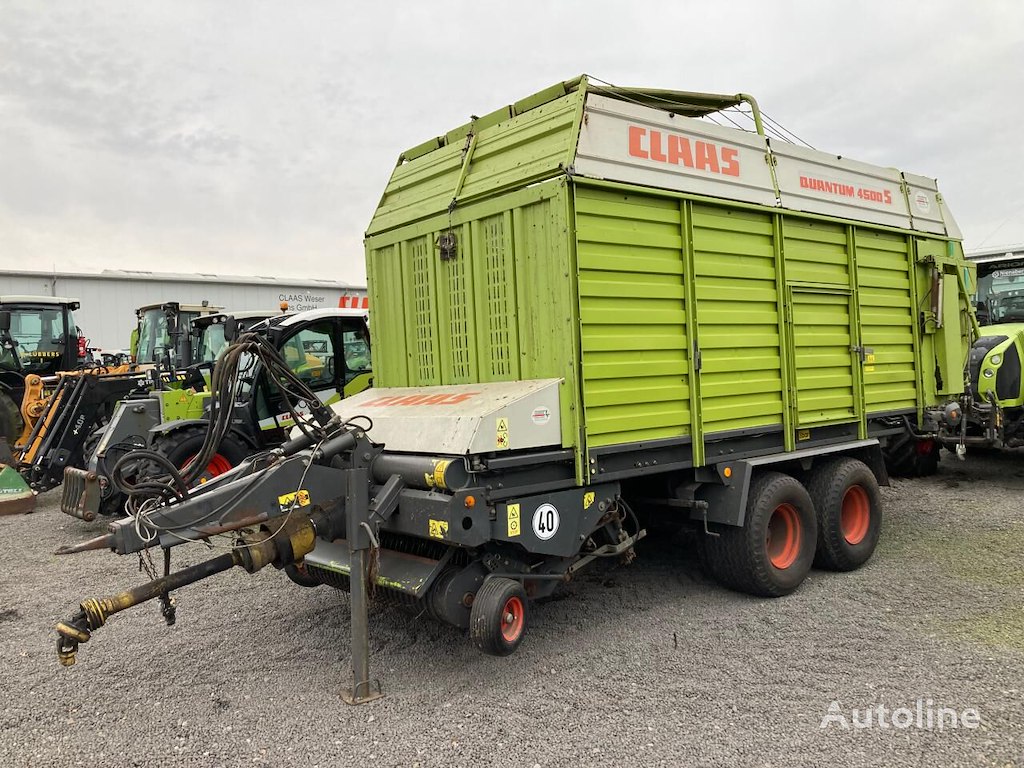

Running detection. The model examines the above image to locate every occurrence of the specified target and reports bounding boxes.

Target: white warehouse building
[0,269,367,350]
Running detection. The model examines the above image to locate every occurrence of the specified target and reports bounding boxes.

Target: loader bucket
[0,463,36,515]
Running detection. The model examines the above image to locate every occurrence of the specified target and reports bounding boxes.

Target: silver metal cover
[328,379,564,455]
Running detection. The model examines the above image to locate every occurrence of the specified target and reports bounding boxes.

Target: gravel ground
[1,451,1021,767]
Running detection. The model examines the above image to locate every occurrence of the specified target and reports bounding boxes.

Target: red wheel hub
[183,453,233,482]
[766,503,801,570]
[500,596,525,642]
[840,485,871,545]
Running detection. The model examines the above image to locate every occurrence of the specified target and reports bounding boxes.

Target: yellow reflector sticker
[428,519,449,539]
[278,489,311,512]
[507,503,521,537]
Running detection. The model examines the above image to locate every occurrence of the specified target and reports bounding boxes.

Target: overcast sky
[1,1,1022,287]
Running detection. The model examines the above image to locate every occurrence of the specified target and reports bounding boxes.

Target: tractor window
[197,323,229,363]
[342,325,371,383]
[137,308,171,365]
[0,307,68,374]
[282,323,334,385]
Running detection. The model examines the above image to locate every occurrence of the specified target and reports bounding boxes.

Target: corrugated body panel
[409,236,440,384]
[855,229,917,412]
[365,180,581,454]
[479,212,520,380]
[436,222,474,384]
[368,93,581,236]
[791,290,856,425]
[692,205,784,433]
[367,243,407,385]
[575,187,691,447]
[784,219,849,285]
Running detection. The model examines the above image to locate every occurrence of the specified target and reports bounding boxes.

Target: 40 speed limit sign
[532,503,560,540]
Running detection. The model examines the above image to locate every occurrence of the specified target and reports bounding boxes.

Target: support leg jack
[341,466,383,705]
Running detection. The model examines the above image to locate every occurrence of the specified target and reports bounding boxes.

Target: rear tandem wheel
[700,471,818,597]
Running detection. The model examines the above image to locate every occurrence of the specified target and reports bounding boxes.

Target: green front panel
[368,92,583,236]
[366,180,582,454]
[692,204,784,433]
[855,229,917,413]
[789,289,857,425]
[575,187,692,447]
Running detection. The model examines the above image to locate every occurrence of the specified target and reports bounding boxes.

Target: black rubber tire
[470,577,528,657]
[0,390,23,452]
[701,471,817,597]
[285,562,321,588]
[806,458,882,571]
[152,425,250,483]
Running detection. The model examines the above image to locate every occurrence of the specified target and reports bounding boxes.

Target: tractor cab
[134,302,222,367]
[0,296,83,377]
[191,310,284,365]
[242,308,372,441]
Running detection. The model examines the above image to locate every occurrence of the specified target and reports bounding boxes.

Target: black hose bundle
[112,330,338,516]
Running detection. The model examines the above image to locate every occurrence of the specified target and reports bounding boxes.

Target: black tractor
[0,295,85,450]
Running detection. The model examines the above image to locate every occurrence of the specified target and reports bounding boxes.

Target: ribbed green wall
[692,205,785,434]
[575,188,693,447]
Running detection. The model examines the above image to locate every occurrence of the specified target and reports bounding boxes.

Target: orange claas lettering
[628,125,741,177]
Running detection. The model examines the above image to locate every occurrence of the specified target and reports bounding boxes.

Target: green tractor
[61,307,372,520]
[952,322,1024,449]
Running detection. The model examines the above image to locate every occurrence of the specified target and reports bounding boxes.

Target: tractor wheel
[470,577,528,657]
[152,426,250,485]
[0,390,23,453]
[701,471,817,597]
[806,458,882,571]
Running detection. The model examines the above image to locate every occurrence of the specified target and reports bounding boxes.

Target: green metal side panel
[854,229,918,413]
[784,219,850,286]
[368,92,584,236]
[692,204,784,434]
[574,186,692,448]
[365,180,583,456]
[782,219,858,427]
[788,288,857,426]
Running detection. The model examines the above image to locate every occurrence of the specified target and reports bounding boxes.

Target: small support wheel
[470,577,528,656]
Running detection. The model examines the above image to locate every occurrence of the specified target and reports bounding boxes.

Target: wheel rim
[766,503,801,570]
[184,453,233,480]
[500,596,525,642]
[840,485,871,545]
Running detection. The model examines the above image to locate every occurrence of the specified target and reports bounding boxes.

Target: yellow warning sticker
[507,503,521,537]
[864,353,876,372]
[797,429,811,441]
[496,416,510,449]
[278,489,311,511]
[428,519,449,539]
[583,491,595,510]
[433,460,450,490]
